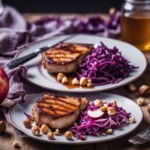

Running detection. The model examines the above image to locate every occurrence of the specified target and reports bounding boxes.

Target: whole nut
[128,84,136,92]
[80,77,88,86]
[107,107,116,115]
[94,99,103,107]
[47,131,54,139]
[31,126,40,136]
[23,119,31,128]
[139,85,150,96]
[147,103,150,113]
[62,77,68,84]
[109,7,116,15]
[0,121,6,134]
[57,73,65,81]
[129,117,135,124]
[111,100,117,106]
[64,131,73,140]
[100,106,107,112]
[13,141,19,147]
[137,98,144,106]
[41,124,50,134]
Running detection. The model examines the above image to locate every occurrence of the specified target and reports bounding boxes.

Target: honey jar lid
[126,0,150,4]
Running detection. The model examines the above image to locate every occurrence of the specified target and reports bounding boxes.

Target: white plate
[15,34,147,93]
[9,92,143,145]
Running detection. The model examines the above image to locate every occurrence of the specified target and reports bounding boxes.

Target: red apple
[0,67,9,105]
[87,109,104,119]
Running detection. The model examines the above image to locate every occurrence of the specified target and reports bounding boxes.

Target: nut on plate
[139,85,150,96]
[106,129,113,134]
[129,117,135,124]
[13,141,19,147]
[94,99,103,107]
[136,98,144,106]
[100,106,107,112]
[64,131,73,140]
[102,133,107,136]
[41,124,50,134]
[111,100,117,106]
[72,78,79,85]
[128,84,136,92]
[62,77,68,84]
[57,73,65,81]
[80,77,88,86]
[0,121,6,134]
[107,107,116,115]
[31,126,40,136]
[47,131,54,139]
[23,119,31,128]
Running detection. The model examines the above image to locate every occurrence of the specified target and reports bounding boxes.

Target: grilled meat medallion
[32,93,89,129]
[41,43,94,73]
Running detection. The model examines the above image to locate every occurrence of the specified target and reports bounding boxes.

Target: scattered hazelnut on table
[80,77,88,86]
[72,78,79,85]
[107,107,116,115]
[64,131,73,140]
[94,99,103,107]
[57,73,65,81]
[106,129,113,134]
[147,103,150,113]
[136,98,145,106]
[129,117,135,124]
[139,85,150,96]
[47,131,54,140]
[13,141,19,147]
[111,100,117,106]
[23,119,31,128]
[109,7,116,16]
[0,121,6,134]
[62,77,68,84]
[128,84,136,92]
[41,124,50,134]
[31,126,40,136]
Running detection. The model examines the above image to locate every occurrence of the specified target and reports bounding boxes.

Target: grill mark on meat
[43,43,94,65]
[36,93,81,119]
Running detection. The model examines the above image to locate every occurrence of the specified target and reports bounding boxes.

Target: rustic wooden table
[0,14,150,150]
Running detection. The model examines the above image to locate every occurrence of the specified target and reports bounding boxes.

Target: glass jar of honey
[121,0,150,51]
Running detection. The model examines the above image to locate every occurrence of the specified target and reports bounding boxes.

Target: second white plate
[15,34,147,93]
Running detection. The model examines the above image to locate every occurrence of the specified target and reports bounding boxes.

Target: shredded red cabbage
[69,102,131,140]
[24,112,34,120]
[77,42,138,86]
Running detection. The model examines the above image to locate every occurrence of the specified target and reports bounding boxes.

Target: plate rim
[14,34,147,93]
[9,92,143,145]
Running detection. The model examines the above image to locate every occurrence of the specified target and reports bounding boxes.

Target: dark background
[3,0,124,13]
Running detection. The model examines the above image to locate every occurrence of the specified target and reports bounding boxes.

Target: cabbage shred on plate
[77,42,138,86]
[69,101,131,140]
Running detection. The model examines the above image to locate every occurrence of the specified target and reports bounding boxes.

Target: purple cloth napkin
[0,5,121,137]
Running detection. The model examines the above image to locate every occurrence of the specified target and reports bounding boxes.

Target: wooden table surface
[0,14,150,150]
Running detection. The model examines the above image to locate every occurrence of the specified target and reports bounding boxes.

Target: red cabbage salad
[69,100,132,140]
[77,42,138,86]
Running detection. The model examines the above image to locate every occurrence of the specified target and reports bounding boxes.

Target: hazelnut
[62,77,68,84]
[103,103,108,108]
[111,100,117,106]
[109,7,116,15]
[147,103,150,113]
[87,82,92,87]
[74,122,78,126]
[80,77,88,86]
[47,131,54,139]
[64,131,73,140]
[106,129,113,134]
[23,119,31,128]
[0,121,6,134]
[102,133,107,136]
[41,124,50,134]
[72,78,79,85]
[57,73,65,81]
[54,132,60,135]
[128,84,136,92]
[13,141,19,147]
[88,79,92,83]
[107,107,116,115]
[31,126,40,136]
[55,128,59,133]
[94,99,103,107]
[129,117,135,124]
[139,85,150,96]
[137,98,144,106]
[100,106,107,112]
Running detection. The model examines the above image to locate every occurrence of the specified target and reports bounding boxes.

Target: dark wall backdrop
[3,0,124,13]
